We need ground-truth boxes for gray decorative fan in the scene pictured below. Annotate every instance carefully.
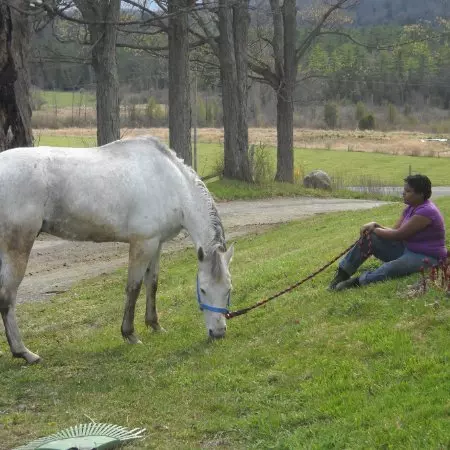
[14,423,146,450]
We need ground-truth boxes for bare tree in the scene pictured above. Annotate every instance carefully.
[168,0,191,164]
[35,0,196,161]
[218,0,252,180]
[32,0,122,146]
[0,0,33,150]
[250,0,358,182]
[193,0,252,181]
[72,0,121,146]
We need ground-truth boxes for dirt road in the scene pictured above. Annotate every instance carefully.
[18,197,388,304]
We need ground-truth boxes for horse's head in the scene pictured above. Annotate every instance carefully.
[196,244,234,339]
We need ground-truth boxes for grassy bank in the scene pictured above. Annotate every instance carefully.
[1,199,449,449]
[34,133,450,195]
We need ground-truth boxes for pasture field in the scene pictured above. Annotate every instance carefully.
[1,200,449,449]
[38,91,97,109]
[34,130,450,188]
[34,127,450,157]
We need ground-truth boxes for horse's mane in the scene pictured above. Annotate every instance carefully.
[137,137,226,252]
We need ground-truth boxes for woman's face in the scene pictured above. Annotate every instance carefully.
[402,183,424,206]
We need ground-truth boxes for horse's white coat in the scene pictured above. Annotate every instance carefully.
[0,137,233,363]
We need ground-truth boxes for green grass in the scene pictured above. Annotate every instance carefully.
[34,134,97,148]
[32,136,398,202]
[39,90,96,109]
[1,199,449,449]
[34,134,450,188]
[207,179,400,202]
[294,147,450,187]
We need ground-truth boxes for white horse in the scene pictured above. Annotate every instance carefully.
[0,137,233,364]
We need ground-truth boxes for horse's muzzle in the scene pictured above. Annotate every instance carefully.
[209,327,226,339]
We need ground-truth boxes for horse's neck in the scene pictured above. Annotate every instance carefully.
[181,181,225,253]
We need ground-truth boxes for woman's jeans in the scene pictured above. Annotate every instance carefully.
[339,232,438,286]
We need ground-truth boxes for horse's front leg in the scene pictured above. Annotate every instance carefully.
[144,243,165,332]
[121,240,159,344]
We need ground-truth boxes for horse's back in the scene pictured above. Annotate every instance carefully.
[0,139,188,243]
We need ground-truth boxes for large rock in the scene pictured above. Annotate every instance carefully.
[303,170,332,191]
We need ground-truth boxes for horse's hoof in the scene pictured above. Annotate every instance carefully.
[124,334,142,345]
[146,322,166,333]
[13,351,41,364]
[26,354,41,364]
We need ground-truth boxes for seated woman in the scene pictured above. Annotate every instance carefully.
[329,174,447,291]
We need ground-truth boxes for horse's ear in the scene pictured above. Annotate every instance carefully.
[197,247,204,262]
[224,243,234,265]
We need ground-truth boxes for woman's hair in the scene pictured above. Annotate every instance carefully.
[404,174,432,200]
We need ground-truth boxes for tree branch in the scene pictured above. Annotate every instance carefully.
[33,0,206,27]
[318,30,443,50]
[295,0,355,63]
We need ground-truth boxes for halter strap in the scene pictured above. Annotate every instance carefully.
[196,275,230,315]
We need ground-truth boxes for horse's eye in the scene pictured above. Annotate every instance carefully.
[200,288,206,295]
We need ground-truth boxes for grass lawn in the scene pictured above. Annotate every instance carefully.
[1,199,449,449]
[34,133,450,189]
[34,134,97,149]
[39,91,96,109]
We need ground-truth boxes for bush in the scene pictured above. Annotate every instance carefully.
[387,103,397,125]
[145,96,165,126]
[249,143,275,184]
[324,102,339,129]
[355,101,366,121]
[358,114,376,130]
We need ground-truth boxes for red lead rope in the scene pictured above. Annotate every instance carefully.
[225,232,372,320]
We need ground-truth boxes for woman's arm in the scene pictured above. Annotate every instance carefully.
[373,215,431,240]
[361,210,407,235]
[392,216,404,230]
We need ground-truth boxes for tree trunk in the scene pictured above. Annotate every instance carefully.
[275,85,294,182]
[75,0,121,146]
[218,0,252,181]
[274,0,297,182]
[0,0,32,151]
[168,0,191,165]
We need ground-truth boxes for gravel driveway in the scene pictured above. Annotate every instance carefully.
[18,197,389,304]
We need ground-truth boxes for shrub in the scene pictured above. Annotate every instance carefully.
[387,103,397,125]
[404,103,413,116]
[212,155,224,178]
[358,114,376,130]
[324,102,339,129]
[146,96,165,125]
[293,165,305,184]
[249,143,275,184]
[355,101,366,121]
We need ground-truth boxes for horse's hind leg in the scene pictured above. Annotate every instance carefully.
[1,307,40,364]
[144,242,164,332]
[1,239,40,364]
[121,239,160,344]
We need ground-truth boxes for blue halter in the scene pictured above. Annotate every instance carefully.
[196,275,231,315]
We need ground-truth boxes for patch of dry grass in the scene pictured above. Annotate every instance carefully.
[35,127,450,157]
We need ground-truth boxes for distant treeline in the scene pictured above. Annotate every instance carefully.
[31,24,450,110]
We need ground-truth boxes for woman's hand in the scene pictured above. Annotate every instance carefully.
[360,221,379,236]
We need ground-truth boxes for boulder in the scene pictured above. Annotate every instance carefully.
[303,170,332,191]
